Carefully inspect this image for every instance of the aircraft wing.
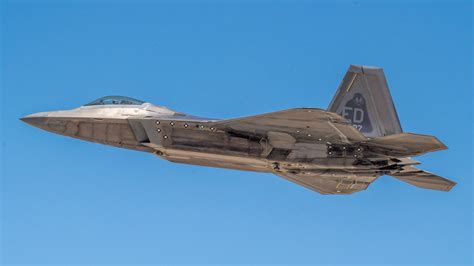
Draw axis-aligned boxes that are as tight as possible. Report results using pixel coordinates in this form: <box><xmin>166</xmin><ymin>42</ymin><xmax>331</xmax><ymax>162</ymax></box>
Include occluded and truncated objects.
<box><xmin>210</xmin><ymin>108</ymin><xmax>366</xmax><ymax>144</ymax></box>
<box><xmin>391</xmin><ymin>167</ymin><xmax>456</xmax><ymax>191</ymax></box>
<box><xmin>275</xmin><ymin>171</ymin><xmax>374</xmax><ymax>195</ymax></box>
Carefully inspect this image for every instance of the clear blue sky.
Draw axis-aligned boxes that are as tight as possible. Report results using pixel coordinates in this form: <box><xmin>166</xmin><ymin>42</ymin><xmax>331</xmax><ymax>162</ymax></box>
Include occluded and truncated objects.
<box><xmin>1</xmin><ymin>1</ymin><xmax>472</xmax><ymax>265</ymax></box>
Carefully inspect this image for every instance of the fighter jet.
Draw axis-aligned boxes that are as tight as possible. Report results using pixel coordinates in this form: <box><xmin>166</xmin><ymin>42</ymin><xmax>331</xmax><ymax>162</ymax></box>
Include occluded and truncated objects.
<box><xmin>21</xmin><ymin>65</ymin><xmax>456</xmax><ymax>194</ymax></box>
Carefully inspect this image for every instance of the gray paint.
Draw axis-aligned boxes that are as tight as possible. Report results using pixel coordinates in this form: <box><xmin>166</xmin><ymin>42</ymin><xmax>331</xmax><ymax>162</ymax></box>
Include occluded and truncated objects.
<box><xmin>21</xmin><ymin>65</ymin><xmax>455</xmax><ymax>195</ymax></box>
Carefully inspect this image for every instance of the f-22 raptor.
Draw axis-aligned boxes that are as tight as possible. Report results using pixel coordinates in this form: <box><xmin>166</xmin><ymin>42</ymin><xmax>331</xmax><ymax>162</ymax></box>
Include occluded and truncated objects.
<box><xmin>21</xmin><ymin>65</ymin><xmax>456</xmax><ymax>194</ymax></box>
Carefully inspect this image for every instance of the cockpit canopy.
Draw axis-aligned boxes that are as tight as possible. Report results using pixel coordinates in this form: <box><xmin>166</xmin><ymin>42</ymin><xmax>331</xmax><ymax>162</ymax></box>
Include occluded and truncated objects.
<box><xmin>84</xmin><ymin>96</ymin><xmax>145</xmax><ymax>106</ymax></box>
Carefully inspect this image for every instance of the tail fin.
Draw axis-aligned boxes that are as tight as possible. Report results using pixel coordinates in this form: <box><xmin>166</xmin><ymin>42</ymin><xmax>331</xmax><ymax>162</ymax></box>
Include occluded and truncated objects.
<box><xmin>328</xmin><ymin>65</ymin><xmax>402</xmax><ymax>138</ymax></box>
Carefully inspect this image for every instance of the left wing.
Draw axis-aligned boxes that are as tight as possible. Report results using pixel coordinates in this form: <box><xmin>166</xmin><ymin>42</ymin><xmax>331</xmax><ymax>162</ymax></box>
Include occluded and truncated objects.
<box><xmin>275</xmin><ymin>171</ymin><xmax>376</xmax><ymax>195</ymax></box>
<box><xmin>210</xmin><ymin>108</ymin><xmax>366</xmax><ymax>144</ymax></box>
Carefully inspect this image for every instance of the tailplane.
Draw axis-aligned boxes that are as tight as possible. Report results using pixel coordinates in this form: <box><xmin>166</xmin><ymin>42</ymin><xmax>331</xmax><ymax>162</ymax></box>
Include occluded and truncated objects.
<box><xmin>362</xmin><ymin>132</ymin><xmax>447</xmax><ymax>157</ymax></box>
<box><xmin>390</xmin><ymin>166</ymin><xmax>456</xmax><ymax>191</ymax></box>
<box><xmin>328</xmin><ymin>65</ymin><xmax>402</xmax><ymax>138</ymax></box>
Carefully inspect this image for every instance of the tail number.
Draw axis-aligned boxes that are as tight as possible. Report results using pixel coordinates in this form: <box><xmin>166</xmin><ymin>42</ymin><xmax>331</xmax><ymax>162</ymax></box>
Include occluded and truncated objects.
<box><xmin>343</xmin><ymin>106</ymin><xmax>364</xmax><ymax>131</ymax></box>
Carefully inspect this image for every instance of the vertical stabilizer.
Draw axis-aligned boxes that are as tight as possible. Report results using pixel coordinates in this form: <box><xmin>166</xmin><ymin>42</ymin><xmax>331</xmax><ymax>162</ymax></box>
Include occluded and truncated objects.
<box><xmin>328</xmin><ymin>65</ymin><xmax>402</xmax><ymax>138</ymax></box>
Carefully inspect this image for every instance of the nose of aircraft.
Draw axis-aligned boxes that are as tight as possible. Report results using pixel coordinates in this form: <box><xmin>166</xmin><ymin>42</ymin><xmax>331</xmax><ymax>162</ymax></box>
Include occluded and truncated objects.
<box><xmin>20</xmin><ymin>112</ymin><xmax>50</xmax><ymax>129</ymax></box>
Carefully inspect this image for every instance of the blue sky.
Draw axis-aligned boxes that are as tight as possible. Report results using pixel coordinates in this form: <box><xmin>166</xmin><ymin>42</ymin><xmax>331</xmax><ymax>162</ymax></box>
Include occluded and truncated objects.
<box><xmin>1</xmin><ymin>1</ymin><xmax>472</xmax><ymax>265</ymax></box>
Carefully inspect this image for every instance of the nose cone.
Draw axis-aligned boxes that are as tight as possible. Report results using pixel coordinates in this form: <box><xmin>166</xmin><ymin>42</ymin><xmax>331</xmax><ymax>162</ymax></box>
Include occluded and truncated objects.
<box><xmin>20</xmin><ymin>112</ymin><xmax>50</xmax><ymax>129</ymax></box>
<box><xmin>21</xmin><ymin>111</ymin><xmax>72</xmax><ymax>136</ymax></box>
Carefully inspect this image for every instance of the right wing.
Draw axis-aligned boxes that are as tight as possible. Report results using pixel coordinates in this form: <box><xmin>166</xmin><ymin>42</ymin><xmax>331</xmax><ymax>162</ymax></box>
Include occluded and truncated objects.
<box><xmin>210</xmin><ymin>108</ymin><xmax>366</xmax><ymax>144</ymax></box>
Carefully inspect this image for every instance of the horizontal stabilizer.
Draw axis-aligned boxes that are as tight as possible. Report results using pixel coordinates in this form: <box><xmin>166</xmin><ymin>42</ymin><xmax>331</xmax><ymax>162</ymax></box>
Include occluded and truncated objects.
<box><xmin>391</xmin><ymin>167</ymin><xmax>456</xmax><ymax>191</ymax></box>
<box><xmin>364</xmin><ymin>133</ymin><xmax>447</xmax><ymax>157</ymax></box>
